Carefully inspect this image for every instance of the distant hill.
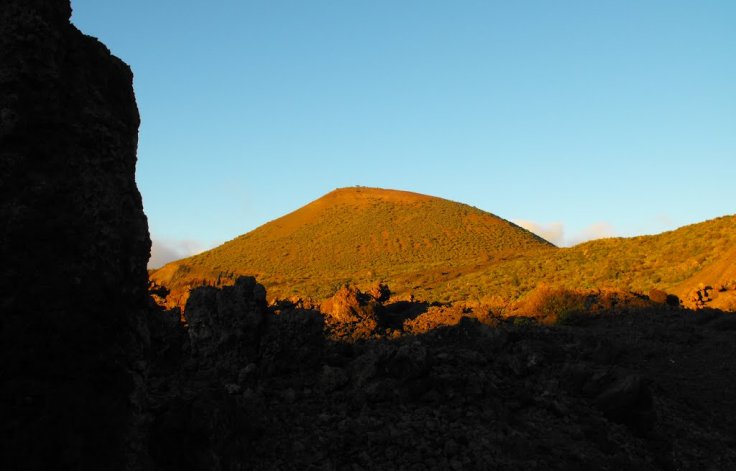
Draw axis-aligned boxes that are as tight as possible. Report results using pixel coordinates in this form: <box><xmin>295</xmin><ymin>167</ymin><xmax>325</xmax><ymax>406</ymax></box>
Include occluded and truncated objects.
<box><xmin>440</xmin><ymin>214</ymin><xmax>736</xmax><ymax>305</ymax></box>
<box><xmin>150</xmin><ymin>187</ymin><xmax>553</xmax><ymax>305</ymax></box>
<box><xmin>150</xmin><ymin>187</ymin><xmax>736</xmax><ymax>310</ymax></box>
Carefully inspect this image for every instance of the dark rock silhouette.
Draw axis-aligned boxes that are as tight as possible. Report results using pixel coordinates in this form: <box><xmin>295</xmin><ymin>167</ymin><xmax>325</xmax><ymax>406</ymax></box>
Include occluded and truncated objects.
<box><xmin>186</xmin><ymin>277</ymin><xmax>266</xmax><ymax>377</ymax></box>
<box><xmin>0</xmin><ymin>1</ymin><xmax>150</xmax><ymax>469</ymax></box>
<box><xmin>595</xmin><ymin>374</ymin><xmax>656</xmax><ymax>434</ymax></box>
<box><xmin>258</xmin><ymin>306</ymin><xmax>325</xmax><ymax>376</ymax></box>
<box><xmin>154</xmin><ymin>280</ymin><xmax>736</xmax><ymax>470</ymax></box>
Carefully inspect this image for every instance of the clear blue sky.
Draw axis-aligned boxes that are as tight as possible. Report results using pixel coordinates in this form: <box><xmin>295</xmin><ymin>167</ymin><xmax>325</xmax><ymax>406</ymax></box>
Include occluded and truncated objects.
<box><xmin>70</xmin><ymin>1</ymin><xmax>735</xmax><ymax>267</ymax></box>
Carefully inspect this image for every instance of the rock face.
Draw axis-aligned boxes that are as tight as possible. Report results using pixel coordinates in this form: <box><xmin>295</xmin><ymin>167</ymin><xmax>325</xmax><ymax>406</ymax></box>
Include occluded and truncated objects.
<box><xmin>0</xmin><ymin>1</ymin><xmax>151</xmax><ymax>469</ymax></box>
<box><xmin>186</xmin><ymin>277</ymin><xmax>267</xmax><ymax>377</ymax></box>
<box><xmin>147</xmin><ymin>278</ymin><xmax>324</xmax><ymax>470</ymax></box>
<box><xmin>321</xmin><ymin>285</ymin><xmax>377</xmax><ymax>324</ymax></box>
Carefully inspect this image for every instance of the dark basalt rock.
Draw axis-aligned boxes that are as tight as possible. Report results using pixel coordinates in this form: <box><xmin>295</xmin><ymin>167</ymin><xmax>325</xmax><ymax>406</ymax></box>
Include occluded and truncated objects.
<box><xmin>0</xmin><ymin>1</ymin><xmax>151</xmax><ymax>469</ymax></box>
<box><xmin>596</xmin><ymin>374</ymin><xmax>656</xmax><ymax>434</ymax></box>
<box><xmin>258</xmin><ymin>307</ymin><xmax>325</xmax><ymax>376</ymax></box>
<box><xmin>185</xmin><ymin>276</ymin><xmax>267</xmax><ymax>379</ymax></box>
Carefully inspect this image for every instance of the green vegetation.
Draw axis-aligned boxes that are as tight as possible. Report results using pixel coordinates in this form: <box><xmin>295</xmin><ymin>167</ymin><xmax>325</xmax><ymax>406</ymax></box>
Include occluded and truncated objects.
<box><xmin>151</xmin><ymin>187</ymin><xmax>552</xmax><ymax>302</ymax></box>
<box><xmin>514</xmin><ymin>286</ymin><xmax>589</xmax><ymax>324</ymax></box>
<box><xmin>442</xmin><ymin>214</ymin><xmax>736</xmax><ymax>303</ymax></box>
<box><xmin>509</xmin><ymin>285</ymin><xmax>662</xmax><ymax>325</ymax></box>
<box><xmin>150</xmin><ymin>187</ymin><xmax>736</xmax><ymax>308</ymax></box>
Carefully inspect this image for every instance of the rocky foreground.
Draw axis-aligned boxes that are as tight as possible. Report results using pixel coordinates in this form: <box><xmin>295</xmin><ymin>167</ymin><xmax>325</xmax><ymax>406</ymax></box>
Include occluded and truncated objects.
<box><xmin>146</xmin><ymin>278</ymin><xmax>736</xmax><ymax>470</ymax></box>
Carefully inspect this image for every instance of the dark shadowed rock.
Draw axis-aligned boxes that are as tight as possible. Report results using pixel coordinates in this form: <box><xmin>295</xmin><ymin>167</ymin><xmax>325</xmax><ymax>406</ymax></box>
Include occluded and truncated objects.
<box><xmin>666</xmin><ymin>293</ymin><xmax>680</xmax><ymax>307</ymax></box>
<box><xmin>185</xmin><ymin>276</ymin><xmax>267</xmax><ymax>378</ymax></box>
<box><xmin>318</xmin><ymin>365</ymin><xmax>350</xmax><ymax>392</ymax></box>
<box><xmin>259</xmin><ymin>308</ymin><xmax>325</xmax><ymax>376</ymax></box>
<box><xmin>595</xmin><ymin>374</ymin><xmax>656</xmax><ymax>434</ymax></box>
<box><xmin>148</xmin><ymin>388</ymin><xmax>259</xmax><ymax>471</ymax></box>
<box><xmin>709</xmin><ymin>314</ymin><xmax>736</xmax><ymax>331</ymax></box>
<box><xmin>0</xmin><ymin>1</ymin><xmax>150</xmax><ymax>469</ymax></box>
<box><xmin>386</xmin><ymin>342</ymin><xmax>430</xmax><ymax>380</ymax></box>
<box><xmin>367</xmin><ymin>282</ymin><xmax>391</xmax><ymax>303</ymax></box>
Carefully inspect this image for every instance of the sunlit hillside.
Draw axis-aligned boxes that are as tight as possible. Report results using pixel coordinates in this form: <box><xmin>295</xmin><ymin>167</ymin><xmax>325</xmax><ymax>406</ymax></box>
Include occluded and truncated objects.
<box><xmin>436</xmin><ymin>215</ymin><xmax>736</xmax><ymax>304</ymax></box>
<box><xmin>150</xmin><ymin>187</ymin><xmax>736</xmax><ymax>309</ymax></box>
<box><xmin>150</xmin><ymin>187</ymin><xmax>553</xmax><ymax>304</ymax></box>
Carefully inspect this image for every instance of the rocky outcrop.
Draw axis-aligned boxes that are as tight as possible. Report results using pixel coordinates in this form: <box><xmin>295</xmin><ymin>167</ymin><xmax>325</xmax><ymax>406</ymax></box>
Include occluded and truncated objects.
<box><xmin>0</xmin><ymin>1</ymin><xmax>150</xmax><ymax>469</ymax></box>
<box><xmin>258</xmin><ymin>307</ymin><xmax>325</xmax><ymax>376</ymax></box>
<box><xmin>185</xmin><ymin>276</ymin><xmax>266</xmax><ymax>378</ymax></box>
<box><xmin>146</xmin><ymin>278</ymin><xmax>324</xmax><ymax>470</ymax></box>
<box><xmin>321</xmin><ymin>285</ymin><xmax>376</xmax><ymax>324</ymax></box>
<box><xmin>403</xmin><ymin>304</ymin><xmax>472</xmax><ymax>334</ymax></box>
<box><xmin>688</xmin><ymin>284</ymin><xmax>714</xmax><ymax>309</ymax></box>
<box><xmin>144</xmin><ymin>277</ymin><xmax>736</xmax><ymax>470</ymax></box>
<box><xmin>179</xmin><ymin>276</ymin><xmax>325</xmax><ymax>380</ymax></box>
<box><xmin>367</xmin><ymin>282</ymin><xmax>391</xmax><ymax>303</ymax></box>
<box><xmin>243</xmin><ymin>309</ymin><xmax>736</xmax><ymax>469</ymax></box>
<box><xmin>321</xmin><ymin>285</ymin><xmax>380</xmax><ymax>338</ymax></box>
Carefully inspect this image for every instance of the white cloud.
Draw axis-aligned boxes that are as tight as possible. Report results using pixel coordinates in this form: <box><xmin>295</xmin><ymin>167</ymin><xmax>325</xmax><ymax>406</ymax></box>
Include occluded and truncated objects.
<box><xmin>514</xmin><ymin>219</ymin><xmax>617</xmax><ymax>247</ymax></box>
<box><xmin>149</xmin><ymin>237</ymin><xmax>216</xmax><ymax>269</ymax></box>
<box><xmin>514</xmin><ymin>220</ymin><xmax>565</xmax><ymax>246</ymax></box>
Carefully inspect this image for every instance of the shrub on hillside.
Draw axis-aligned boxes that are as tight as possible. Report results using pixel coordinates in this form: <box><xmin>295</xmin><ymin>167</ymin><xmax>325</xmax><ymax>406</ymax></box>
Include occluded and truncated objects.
<box><xmin>513</xmin><ymin>286</ymin><xmax>589</xmax><ymax>325</ymax></box>
<box><xmin>649</xmin><ymin>289</ymin><xmax>669</xmax><ymax>304</ymax></box>
<box><xmin>513</xmin><ymin>285</ymin><xmax>657</xmax><ymax>325</ymax></box>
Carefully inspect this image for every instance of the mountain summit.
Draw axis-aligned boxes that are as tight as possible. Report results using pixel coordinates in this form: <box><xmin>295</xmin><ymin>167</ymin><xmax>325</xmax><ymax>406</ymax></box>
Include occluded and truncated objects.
<box><xmin>151</xmin><ymin>187</ymin><xmax>553</xmax><ymax>304</ymax></box>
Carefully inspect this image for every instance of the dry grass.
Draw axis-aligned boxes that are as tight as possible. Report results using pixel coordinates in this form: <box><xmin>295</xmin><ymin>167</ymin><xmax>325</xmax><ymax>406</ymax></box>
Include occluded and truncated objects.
<box><xmin>508</xmin><ymin>285</ymin><xmax>655</xmax><ymax>325</ymax></box>
<box><xmin>150</xmin><ymin>187</ymin><xmax>552</xmax><ymax>303</ymax></box>
<box><xmin>150</xmin><ymin>187</ymin><xmax>736</xmax><ymax>309</ymax></box>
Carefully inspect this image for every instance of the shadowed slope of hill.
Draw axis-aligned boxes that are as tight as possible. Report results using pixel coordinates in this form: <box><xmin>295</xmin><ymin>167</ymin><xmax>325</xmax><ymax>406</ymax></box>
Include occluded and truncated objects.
<box><xmin>151</xmin><ymin>187</ymin><xmax>554</xmax><ymax>305</ymax></box>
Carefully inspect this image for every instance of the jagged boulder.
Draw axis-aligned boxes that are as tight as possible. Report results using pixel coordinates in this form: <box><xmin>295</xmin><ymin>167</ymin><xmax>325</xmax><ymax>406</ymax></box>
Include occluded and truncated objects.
<box><xmin>321</xmin><ymin>284</ymin><xmax>380</xmax><ymax>333</ymax></box>
<box><xmin>0</xmin><ymin>1</ymin><xmax>151</xmax><ymax>469</ymax></box>
<box><xmin>367</xmin><ymin>282</ymin><xmax>391</xmax><ymax>303</ymax></box>
<box><xmin>689</xmin><ymin>284</ymin><xmax>714</xmax><ymax>309</ymax></box>
<box><xmin>185</xmin><ymin>276</ymin><xmax>267</xmax><ymax>378</ymax></box>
